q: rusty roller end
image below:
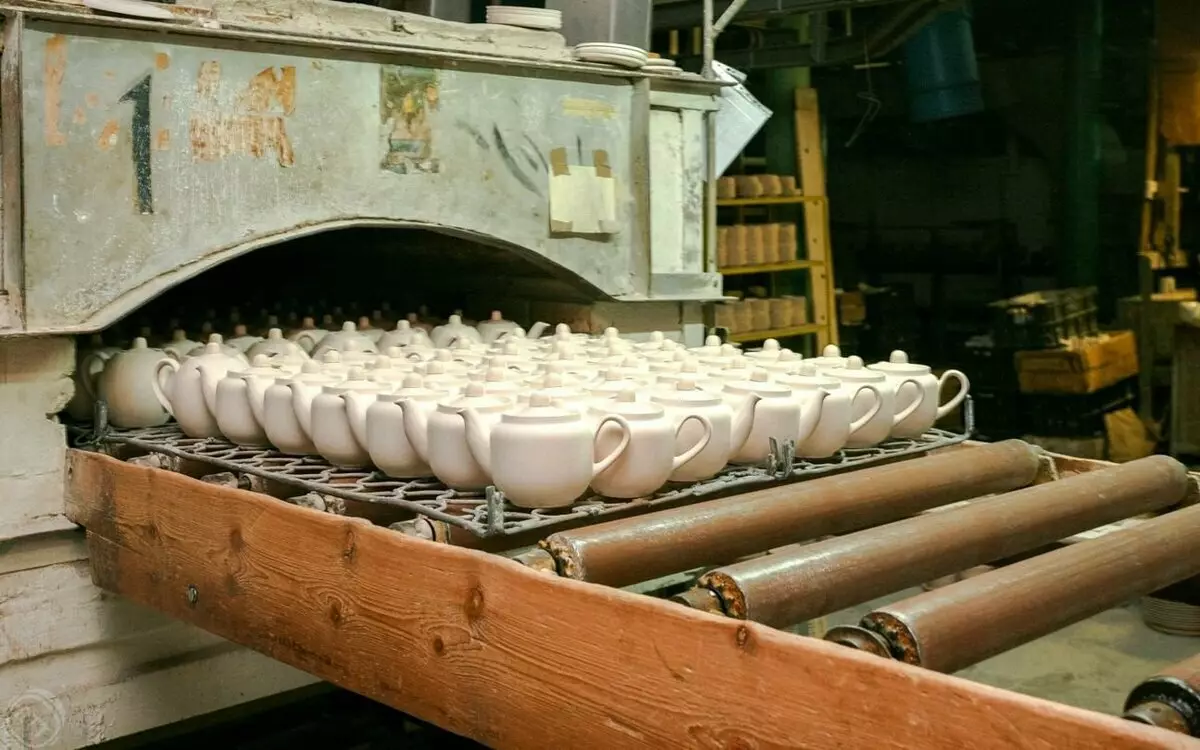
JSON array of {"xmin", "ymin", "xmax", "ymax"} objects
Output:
[
  {"xmin": 512, "ymin": 548, "xmax": 560, "ymax": 576},
  {"xmin": 697, "ymin": 571, "xmax": 748, "ymax": 619},
  {"xmin": 1123, "ymin": 701, "xmax": 1191, "ymax": 735},
  {"xmin": 861, "ymin": 611, "xmax": 921, "ymax": 666},
  {"xmin": 671, "ymin": 587, "xmax": 727, "ymax": 616},
  {"xmin": 824, "ymin": 626, "xmax": 893, "ymax": 658},
  {"xmin": 539, "ymin": 535, "xmax": 586, "ymax": 580}
]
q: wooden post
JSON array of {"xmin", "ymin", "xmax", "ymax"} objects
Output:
[{"xmin": 794, "ymin": 88, "xmax": 837, "ymax": 349}]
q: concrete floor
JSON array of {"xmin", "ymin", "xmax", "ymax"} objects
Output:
[{"xmin": 826, "ymin": 590, "xmax": 1200, "ymax": 716}]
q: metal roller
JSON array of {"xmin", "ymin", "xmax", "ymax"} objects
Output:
[
  {"xmin": 691, "ymin": 455, "xmax": 1191, "ymax": 625},
  {"xmin": 852, "ymin": 503, "xmax": 1200, "ymax": 674},
  {"xmin": 534, "ymin": 440, "xmax": 1043, "ymax": 586},
  {"xmin": 1124, "ymin": 652, "xmax": 1200, "ymax": 735}
]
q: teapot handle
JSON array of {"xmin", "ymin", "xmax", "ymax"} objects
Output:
[
  {"xmin": 151, "ymin": 357, "xmax": 180, "ymax": 417},
  {"xmin": 592, "ymin": 415, "xmax": 632, "ymax": 477},
  {"xmin": 78, "ymin": 352, "xmax": 109, "ymax": 402},
  {"xmin": 672, "ymin": 414, "xmax": 714, "ymax": 471},
  {"xmin": 892, "ymin": 377, "xmax": 926, "ymax": 427},
  {"xmin": 848, "ymin": 384, "xmax": 884, "ymax": 437},
  {"xmin": 936, "ymin": 370, "xmax": 971, "ymax": 420}
]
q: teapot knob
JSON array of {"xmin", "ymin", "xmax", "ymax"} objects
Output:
[{"xmin": 890, "ymin": 350, "xmax": 909, "ymax": 364}]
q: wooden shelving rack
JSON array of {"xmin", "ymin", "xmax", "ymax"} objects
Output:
[{"xmin": 714, "ymin": 88, "xmax": 838, "ymax": 350}]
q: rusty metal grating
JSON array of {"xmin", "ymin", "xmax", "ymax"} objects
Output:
[{"xmin": 77, "ymin": 399, "xmax": 973, "ymax": 538}]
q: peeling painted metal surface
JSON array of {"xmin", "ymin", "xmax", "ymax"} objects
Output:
[{"xmin": 17, "ymin": 21, "xmax": 712, "ymax": 331}]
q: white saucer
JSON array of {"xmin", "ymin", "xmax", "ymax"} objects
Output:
[
  {"xmin": 575, "ymin": 42, "xmax": 648, "ymax": 56},
  {"xmin": 644, "ymin": 58, "xmax": 677, "ymax": 67},
  {"xmin": 83, "ymin": 0, "xmax": 174, "ymax": 20},
  {"xmin": 576, "ymin": 50, "xmax": 648, "ymax": 69},
  {"xmin": 486, "ymin": 7, "xmax": 562, "ymax": 31}
]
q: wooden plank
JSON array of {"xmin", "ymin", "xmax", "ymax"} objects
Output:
[
  {"xmin": 794, "ymin": 88, "xmax": 835, "ymax": 346},
  {"xmin": 64, "ymin": 449, "xmax": 1188, "ymax": 750}
]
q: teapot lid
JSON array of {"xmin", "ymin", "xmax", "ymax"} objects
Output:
[
  {"xmin": 778, "ymin": 363, "xmax": 840, "ymax": 389},
  {"xmin": 591, "ymin": 388, "xmax": 663, "ymax": 418},
  {"xmin": 652, "ymin": 379, "xmax": 722, "ymax": 406},
  {"xmin": 171, "ymin": 329, "xmax": 189, "ymax": 342},
  {"xmin": 720, "ymin": 343, "xmax": 741, "ymax": 357},
  {"xmin": 207, "ymin": 333, "xmax": 224, "ymax": 344},
  {"xmin": 778, "ymin": 350, "xmax": 800, "ymax": 362},
  {"xmin": 283, "ymin": 360, "xmax": 329, "ymax": 384},
  {"xmin": 380, "ymin": 373, "xmax": 444, "ymax": 401},
  {"xmin": 322, "ymin": 367, "xmax": 381, "ymax": 394},
  {"xmin": 233, "ymin": 354, "xmax": 280, "ymax": 378},
  {"xmin": 358, "ymin": 316, "xmax": 372, "ymax": 330},
  {"xmin": 321, "ymin": 351, "xmax": 343, "ymax": 366},
  {"xmin": 131, "ymin": 336, "xmax": 150, "ymax": 350},
  {"xmin": 266, "ymin": 327, "xmax": 284, "ymax": 340},
  {"xmin": 503, "ymin": 391, "xmax": 579, "ymax": 423},
  {"xmin": 827, "ymin": 356, "xmax": 886, "ymax": 382},
  {"xmin": 371, "ymin": 355, "xmax": 394, "ymax": 370},
  {"xmin": 705, "ymin": 334, "xmax": 721, "ymax": 347},
  {"xmin": 434, "ymin": 349, "xmax": 454, "ymax": 362},
  {"xmin": 339, "ymin": 321, "xmax": 356, "ymax": 332},
  {"xmin": 396, "ymin": 319, "xmax": 412, "ymax": 331},
  {"xmin": 424, "ymin": 361, "xmax": 448, "ymax": 376},
  {"xmin": 724, "ymin": 369, "xmax": 791, "ymax": 397},
  {"xmin": 602, "ymin": 326, "xmax": 620, "ymax": 339},
  {"xmin": 233, "ymin": 324, "xmax": 248, "ymax": 337},
  {"xmin": 448, "ymin": 314, "xmax": 463, "ymax": 325},
  {"xmin": 442, "ymin": 381, "xmax": 510, "ymax": 411},
  {"xmin": 761, "ymin": 339, "xmax": 781, "ymax": 352},
  {"xmin": 489, "ymin": 310, "xmax": 505, "ymax": 321}
]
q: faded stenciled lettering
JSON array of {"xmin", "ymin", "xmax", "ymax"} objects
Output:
[
  {"xmin": 380, "ymin": 66, "xmax": 439, "ymax": 175},
  {"xmin": 189, "ymin": 63, "xmax": 296, "ymax": 167},
  {"xmin": 43, "ymin": 35, "xmax": 68, "ymax": 146}
]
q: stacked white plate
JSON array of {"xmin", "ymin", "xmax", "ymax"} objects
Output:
[
  {"xmin": 574, "ymin": 43, "xmax": 649, "ymax": 69},
  {"xmin": 643, "ymin": 57, "xmax": 683, "ymax": 75},
  {"xmin": 485, "ymin": 6, "xmax": 562, "ymax": 31}
]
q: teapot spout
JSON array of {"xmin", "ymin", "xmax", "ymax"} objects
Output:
[
  {"xmin": 398, "ymin": 400, "xmax": 432, "ymax": 461},
  {"xmin": 288, "ymin": 382, "xmax": 318, "ymax": 438},
  {"xmin": 460, "ymin": 407, "xmax": 492, "ymax": 475},
  {"xmin": 796, "ymin": 388, "xmax": 829, "ymax": 444},
  {"xmin": 730, "ymin": 393, "xmax": 762, "ymax": 453},
  {"xmin": 526, "ymin": 321, "xmax": 550, "ymax": 339},
  {"xmin": 342, "ymin": 392, "xmax": 372, "ymax": 452}
]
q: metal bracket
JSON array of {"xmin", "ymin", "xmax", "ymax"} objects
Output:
[
  {"xmin": 766, "ymin": 437, "xmax": 796, "ymax": 478},
  {"xmin": 485, "ymin": 486, "xmax": 505, "ymax": 536}
]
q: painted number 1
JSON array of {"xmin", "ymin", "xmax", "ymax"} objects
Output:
[{"xmin": 119, "ymin": 73, "xmax": 153, "ymax": 215}]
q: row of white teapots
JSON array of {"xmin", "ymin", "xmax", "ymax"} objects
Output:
[
  {"xmin": 149, "ymin": 352, "xmax": 969, "ymax": 509},
  {"xmin": 289, "ymin": 313, "xmax": 549, "ymax": 353}
]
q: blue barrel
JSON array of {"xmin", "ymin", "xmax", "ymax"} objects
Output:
[{"xmin": 904, "ymin": 7, "xmax": 984, "ymax": 123}]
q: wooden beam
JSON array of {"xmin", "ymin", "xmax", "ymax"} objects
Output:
[{"xmin": 65, "ymin": 449, "xmax": 1189, "ymax": 750}]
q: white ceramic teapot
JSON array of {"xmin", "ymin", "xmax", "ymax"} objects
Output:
[
  {"xmin": 246, "ymin": 327, "xmax": 308, "ymax": 362},
  {"xmin": 463, "ymin": 391, "xmax": 632, "ymax": 509},
  {"xmin": 376, "ymin": 319, "xmax": 418, "ymax": 351},
  {"xmin": 365, "ymin": 355, "xmax": 414, "ymax": 387},
  {"xmin": 153, "ymin": 340, "xmax": 247, "ymax": 438},
  {"xmin": 309, "ymin": 321, "xmax": 378, "ymax": 360},
  {"xmin": 722, "ymin": 370, "xmax": 825, "ymax": 464},
  {"xmin": 743, "ymin": 339, "xmax": 787, "ymax": 362},
  {"xmin": 426, "ymin": 383, "xmax": 511, "ymax": 490},
  {"xmin": 265, "ymin": 361, "xmax": 334, "ymax": 455},
  {"xmin": 430, "ymin": 314, "xmax": 483, "ymax": 348},
  {"xmin": 476, "ymin": 310, "xmax": 522, "ymax": 344},
  {"xmin": 688, "ymin": 334, "xmax": 725, "ymax": 357},
  {"xmin": 869, "ymin": 350, "xmax": 970, "ymax": 438},
  {"xmin": 777, "ymin": 364, "xmax": 878, "ymax": 458},
  {"xmin": 808, "ymin": 344, "xmax": 849, "ymax": 369},
  {"xmin": 161, "ymin": 329, "xmax": 201, "ymax": 361},
  {"xmin": 366, "ymin": 374, "xmax": 447, "ymax": 478},
  {"xmin": 287, "ymin": 316, "xmax": 328, "ymax": 354},
  {"xmin": 650, "ymin": 379, "xmax": 750, "ymax": 482},
  {"xmin": 68, "ymin": 335, "xmax": 121, "ymax": 422},
  {"xmin": 225, "ymin": 324, "xmax": 263, "ymax": 354},
  {"xmin": 92, "ymin": 337, "xmax": 173, "ymax": 428},
  {"xmin": 589, "ymin": 389, "xmax": 713, "ymax": 499},
  {"xmin": 185, "ymin": 333, "xmax": 246, "ymax": 360},
  {"xmin": 214, "ymin": 354, "xmax": 280, "ymax": 447},
  {"xmin": 816, "ymin": 357, "xmax": 903, "ymax": 448},
  {"xmin": 310, "ymin": 367, "xmax": 386, "ymax": 468}
]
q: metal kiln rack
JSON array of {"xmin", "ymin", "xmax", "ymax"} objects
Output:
[{"xmin": 80, "ymin": 399, "xmax": 973, "ymax": 538}]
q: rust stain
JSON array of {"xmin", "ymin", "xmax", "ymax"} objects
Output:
[
  {"xmin": 97, "ymin": 119, "xmax": 119, "ymax": 151},
  {"xmin": 43, "ymin": 35, "xmax": 68, "ymax": 146},
  {"xmin": 72, "ymin": 106, "xmax": 86, "ymax": 125},
  {"xmin": 85, "ymin": 93, "xmax": 100, "ymax": 109},
  {"xmin": 240, "ymin": 66, "xmax": 295, "ymax": 115},
  {"xmin": 155, "ymin": 129, "xmax": 170, "ymax": 151},
  {"xmin": 103, "ymin": 70, "xmax": 115, "ymax": 79},
  {"xmin": 197, "ymin": 60, "xmax": 221, "ymax": 100},
  {"xmin": 189, "ymin": 114, "xmax": 293, "ymax": 167},
  {"xmin": 155, "ymin": 52, "xmax": 170, "ymax": 70}
]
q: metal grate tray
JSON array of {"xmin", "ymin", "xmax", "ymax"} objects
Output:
[{"xmin": 77, "ymin": 399, "xmax": 973, "ymax": 538}]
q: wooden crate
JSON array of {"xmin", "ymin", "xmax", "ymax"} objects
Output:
[
  {"xmin": 64, "ymin": 448, "xmax": 1179, "ymax": 750},
  {"xmin": 1015, "ymin": 331, "xmax": 1139, "ymax": 395}
]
